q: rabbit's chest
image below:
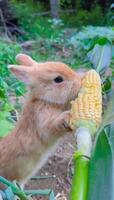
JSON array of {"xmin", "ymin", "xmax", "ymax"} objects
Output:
[
  {"xmin": 38, "ymin": 107, "xmax": 61, "ymax": 128},
  {"xmin": 36, "ymin": 108, "xmax": 62, "ymax": 142}
]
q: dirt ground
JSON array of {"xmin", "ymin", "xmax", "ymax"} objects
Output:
[{"xmin": 25, "ymin": 134, "xmax": 76, "ymax": 200}]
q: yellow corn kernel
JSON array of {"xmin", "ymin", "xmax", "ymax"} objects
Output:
[{"xmin": 70, "ymin": 69, "xmax": 102, "ymax": 130}]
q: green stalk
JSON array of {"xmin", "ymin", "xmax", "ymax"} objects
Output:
[
  {"xmin": 70, "ymin": 154, "xmax": 90, "ymax": 200},
  {"xmin": 70, "ymin": 127, "xmax": 92, "ymax": 200}
]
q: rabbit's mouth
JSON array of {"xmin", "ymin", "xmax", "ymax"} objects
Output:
[
  {"xmin": 69, "ymin": 79, "xmax": 81, "ymax": 101},
  {"xmin": 68, "ymin": 93, "xmax": 79, "ymax": 108}
]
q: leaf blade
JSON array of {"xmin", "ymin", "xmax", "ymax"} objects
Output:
[
  {"xmin": 87, "ymin": 129, "xmax": 114, "ymax": 200},
  {"xmin": 88, "ymin": 44, "xmax": 112, "ymax": 73}
]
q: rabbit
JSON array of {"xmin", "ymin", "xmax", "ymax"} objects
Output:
[{"xmin": 0, "ymin": 54, "xmax": 82, "ymax": 186}]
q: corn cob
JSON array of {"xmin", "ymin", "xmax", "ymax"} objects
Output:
[{"xmin": 70, "ymin": 69, "xmax": 102, "ymax": 132}]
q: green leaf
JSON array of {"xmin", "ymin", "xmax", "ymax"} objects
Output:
[
  {"xmin": 0, "ymin": 118, "xmax": 14, "ymax": 137},
  {"xmin": 107, "ymin": 123, "xmax": 114, "ymax": 152},
  {"xmin": 102, "ymin": 77, "xmax": 112, "ymax": 93},
  {"xmin": 87, "ymin": 129, "xmax": 114, "ymax": 200},
  {"xmin": 95, "ymin": 37, "xmax": 111, "ymax": 46},
  {"xmin": 100, "ymin": 90, "xmax": 114, "ymax": 129},
  {"xmin": 88, "ymin": 44, "xmax": 112, "ymax": 73},
  {"xmin": 0, "ymin": 88, "xmax": 6, "ymax": 98},
  {"xmin": 0, "ymin": 112, "xmax": 14, "ymax": 137},
  {"xmin": 15, "ymin": 85, "xmax": 26, "ymax": 96},
  {"xmin": 3, "ymin": 103, "xmax": 14, "ymax": 112}
]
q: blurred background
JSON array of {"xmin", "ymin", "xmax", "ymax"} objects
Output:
[{"xmin": 0, "ymin": 1, "xmax": 114, "ymax": 199}]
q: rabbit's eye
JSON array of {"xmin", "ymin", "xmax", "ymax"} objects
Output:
[{"xmin": 54, "ymin": 76, "xmax": 64, "ymax": 83}]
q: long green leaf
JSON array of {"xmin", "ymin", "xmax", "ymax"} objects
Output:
[
  {"xmin": 107, "ymin": 123, "xmax": 114, "ymax": 153},
  {"xmin": 87, "ymin": 129, "xmax": 114, "ymax": 200},
  {"xmin": 100, "ymin": 90, "xmax": 114, "ymax": 130},
  {"xmin": 88, "ymin": 44, "xmax": 112, "ymax": 73}
]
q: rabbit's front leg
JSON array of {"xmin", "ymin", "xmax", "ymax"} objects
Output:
[{"xmin": 54, "ymin": 111, "xmax": 72, "ymax": 134}]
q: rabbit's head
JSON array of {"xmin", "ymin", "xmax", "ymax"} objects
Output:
[{"xmin": 9, "ymin": 54, "xmax": 82, "ymax": 106}]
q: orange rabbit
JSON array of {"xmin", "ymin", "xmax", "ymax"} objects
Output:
[{"xmin": 0, "ymin": 54, "xmax": 82, "ymax": 186}]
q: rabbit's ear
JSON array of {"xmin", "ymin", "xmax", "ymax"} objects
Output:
[
  {"xmin": 16, "ymin": 54, "xmax": 37, "ymax": 66},
  {"xmin": 8, "ymin": 65, "xmax": 33, "ymax": 84}
]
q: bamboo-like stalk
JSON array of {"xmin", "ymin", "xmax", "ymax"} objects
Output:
[
  {"xmin": 70, "ymin": 127, "xmax": 92, "ymax": 200},
  {"xmin": 70, "ymin": 154, "xmax": 89, "ymax": 200}
]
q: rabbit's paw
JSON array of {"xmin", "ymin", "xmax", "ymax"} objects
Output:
[{"xmin": 55, "ymin": 111, "xmax": 72, "ymax": 133}]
